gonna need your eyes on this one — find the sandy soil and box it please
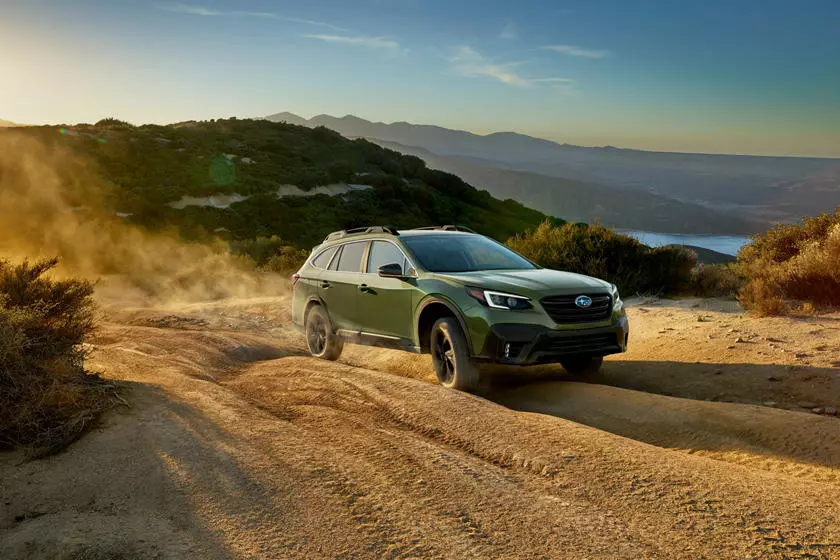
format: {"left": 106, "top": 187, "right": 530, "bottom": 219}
{"left": 2, "top": 296, "right": 839, "bottom": 559}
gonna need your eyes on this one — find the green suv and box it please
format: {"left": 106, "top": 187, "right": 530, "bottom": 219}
{"left": 292, "top": 226, "right": 629, "bottom": 392}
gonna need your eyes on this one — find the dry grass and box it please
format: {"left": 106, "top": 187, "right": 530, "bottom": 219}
{"left": 736, "top": 208, "right": 840, "bottom": 315}
{"left": 0, "top": 257, "right": 120, "bottom": 457}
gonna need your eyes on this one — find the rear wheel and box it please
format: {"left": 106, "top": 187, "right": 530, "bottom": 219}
{"left": 305, "top": 305, "right": 343, "bottom": 361}
{"left": 431, "top": 317, "right": 479, "bottom": 392}
{"left": 561, "top": 356, "right": 603, "bottom": 375}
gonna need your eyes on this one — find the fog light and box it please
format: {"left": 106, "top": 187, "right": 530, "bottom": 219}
{"left": 504, "top": 343, "right": 511, "bottom": 358}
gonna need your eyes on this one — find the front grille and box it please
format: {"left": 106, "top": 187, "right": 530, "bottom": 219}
{"left": 540, "top": 294, "right": 612, "bottom": 324}
{"left": 536, "top": 333, "right": 619, "bottom": 356}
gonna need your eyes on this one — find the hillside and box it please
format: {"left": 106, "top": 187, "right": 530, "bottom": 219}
{"left": 0, "top": 119, "right": 17, "bottom": 127}
{"left": 267, "top": 112, "right": 840, "bottom": 234}
{"left": 2, "top": 119, "right": 554, "bottom": 248}
{"left": 370, "top": 140, "right": 767, "bottom": 234}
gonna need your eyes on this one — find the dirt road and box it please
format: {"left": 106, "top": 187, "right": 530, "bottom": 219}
{"left": 2, "top": 297, "right": 839, "bottom": 559}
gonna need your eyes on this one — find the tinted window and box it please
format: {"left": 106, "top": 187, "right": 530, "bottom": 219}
{"left": 402, "top": 234, "right": 535, "bottom": 273}
{"left": 336, "top": 242, "right": 366, "bottom": 272}
{"left": 328, "top": 246, "right": 342, "bottom": 271}
{"left": 311, "top": 246, "right": 338, "bottom": 269}
{"left": 367, "top": 241, "right": 405, "bottom": 274}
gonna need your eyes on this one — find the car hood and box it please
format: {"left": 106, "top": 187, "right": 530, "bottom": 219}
{"left": 435, "top": 268, "right": 612, "bottom": 295}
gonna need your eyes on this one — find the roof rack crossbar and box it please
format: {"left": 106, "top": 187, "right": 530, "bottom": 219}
{"left": 324, "top": 225, "right": 399, "bottom": 242}
{"left": 414, "top": 225, "right": 477, "bottom": 233}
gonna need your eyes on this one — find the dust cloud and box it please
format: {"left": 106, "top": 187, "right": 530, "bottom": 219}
{"left": 0, "top": 132, "right": 286, "bottom": 305}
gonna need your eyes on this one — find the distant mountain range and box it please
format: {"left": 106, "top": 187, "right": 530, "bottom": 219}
{"left": 266, "top": 112, "right": 840, "bottom": 235}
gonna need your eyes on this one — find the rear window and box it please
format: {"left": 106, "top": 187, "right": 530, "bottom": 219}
{"left": 335, "top": 241, "right": 366, "bottom": 273}
{"left": 311, "top": 246, "right": 337, "bottom": 269}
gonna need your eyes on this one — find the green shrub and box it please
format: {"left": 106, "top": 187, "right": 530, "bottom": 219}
{"left": 0, "top": 258, "right": 119, "bottom": 456}
{"left": 736, "top": 208, "right": 840, "bottom": 314}
{"left": 687, "top": 264, "right": 741, "bottom": 298}
{"left": 506, "top": 220, "right": 697, "bottom": 295}
{"left": 262, "top": 247, "right": 309, "bottom": 273}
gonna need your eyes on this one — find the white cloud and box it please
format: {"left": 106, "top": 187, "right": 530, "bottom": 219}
{"left": 450, "top": 46, "right": 573, "bottom": 89}
{"left": 154, "top": 3, "right": 345, "bottom": 31}
{"left": 156, "top": 2, "right": 222, "bottom": 16}
{"left": 541, "top": 44, "right": 611, "bottom": 59}
{"left": 304, "top": 34, "right": 401, "bottom": 51}
{"left": 500, "top": 22, "right": 517, "bottom": 40}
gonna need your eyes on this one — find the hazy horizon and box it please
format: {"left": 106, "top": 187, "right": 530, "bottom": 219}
{"left": 3, "top": 0, "right": 839, "bottom": 157}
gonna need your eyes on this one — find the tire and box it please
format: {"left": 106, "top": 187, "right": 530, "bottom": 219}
{"left": 305, "top": 305, "right": 344, "bottom": 361}
{"left": 430, "top": 317, "right": 479, "bottom": 392}
{"left": 561, "top": 356, "right": 603, "bottom": 375}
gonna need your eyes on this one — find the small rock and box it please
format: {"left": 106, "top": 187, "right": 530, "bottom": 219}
{"left": 797, "top": 401, "right": 818, "bottom": 409}
{"left": 735, "top": 337, "right": 746, "bottom": 343}
{"left": 416, "top": 478, "right": 426, "bottom": 485}
{"left": 763, "top": 401, "right": 778, "bottom": 407}
{"left": 812, "top": 407, "right": 825, "bottom": 415}
{"left": 825, "top": 407, "right": 837, "bottom": 416}
{"left": 767, "top": 376, "right": 780, "bottom": 382}
{"left": 707, "top": 335, "right": 714, "bottom": 340}
{"left": 727, "top": 345, "right": 736, "bottom": 350}
{"left": 713, "top": 369, "right": 723, "bottom": 375}
{"left": 768, "top": 343, "right": 776, "bottom": 348}
{"left": 795, "top": 352, "right": 808, "bottom": 359}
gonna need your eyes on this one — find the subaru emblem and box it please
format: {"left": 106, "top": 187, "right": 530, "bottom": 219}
{"left": 575, "top": 295, "right": 593, "bottom": 308}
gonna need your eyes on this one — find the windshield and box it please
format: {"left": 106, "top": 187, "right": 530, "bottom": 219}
{"left": 401, "top": 234, "right": 536, "bottom": 273}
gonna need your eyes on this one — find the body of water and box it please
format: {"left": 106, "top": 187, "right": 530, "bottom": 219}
{"left": 617, "top": 230, "right": 750, "bottom": 256}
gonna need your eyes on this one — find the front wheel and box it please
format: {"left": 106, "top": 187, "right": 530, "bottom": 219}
{"left": 430, "top": 317, "right": 479, "bottom": 392}
{"left": 305, "top": 305, "right": 343, "bottom": 361}
{"left": 561, "top": 356, "right": 603, "bottom": 375}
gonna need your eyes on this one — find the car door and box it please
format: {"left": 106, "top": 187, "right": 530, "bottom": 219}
{"left": 358, "top": 240, "right": 417, "bottom": 340}
{"left": 320, "top": 241, "right": 367, "bottom": 332}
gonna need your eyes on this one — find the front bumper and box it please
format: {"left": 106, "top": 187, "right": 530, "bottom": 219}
{"left": 475, "top": 315, "right": 629, "bottom": 365}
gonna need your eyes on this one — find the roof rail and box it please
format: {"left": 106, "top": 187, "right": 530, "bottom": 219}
{"left": 413, "top": 225, "right": 478, "bottom": 233}
{"left": 324, "top": 225, "right": 399, "bottom": 242}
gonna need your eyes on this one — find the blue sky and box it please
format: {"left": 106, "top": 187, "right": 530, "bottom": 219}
{"left": 2, "top": 0, "right": 838, "bottom": 156}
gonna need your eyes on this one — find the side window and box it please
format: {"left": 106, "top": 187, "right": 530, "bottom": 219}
{"left": 367, "top": 241, "right": 405, "bottom": 274}
{"left": 328, "top": 246, "right": 343, "bottom": 271}
{"left": 311, "top": 246, "right": 338, "bottom": 269}
{"left": 336, "top": 242, "right": 366, "bottom": 273}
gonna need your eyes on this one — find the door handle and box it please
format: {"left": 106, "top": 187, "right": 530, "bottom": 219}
{"left": 359, "top": 284, "right": 370, "bottom": 293}
{"left": 321, "top": 281, "right": 331, "bottom": 289}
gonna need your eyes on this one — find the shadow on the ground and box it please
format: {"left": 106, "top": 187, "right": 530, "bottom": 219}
{"left": 478, "top": 360, "right": 840, "bottom": 473}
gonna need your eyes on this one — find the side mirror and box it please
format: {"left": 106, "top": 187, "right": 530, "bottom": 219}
{"left": 378, "top": 263, "right": 404, "bottom": 278}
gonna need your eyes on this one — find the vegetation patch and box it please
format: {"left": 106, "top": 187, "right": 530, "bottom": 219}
{"left": 506, "top": 221, "right": 697, "bottom": 295}
{"left": 736, "top": 208, "right": 840, "bottom": 315}
{"left": 0, "top": 258, "right": 119, "bottom": 457}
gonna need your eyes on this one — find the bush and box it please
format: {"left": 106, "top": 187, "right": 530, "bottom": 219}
{"left": 0, "top": 258, "right": 118, "bottom": 456}
{"left": 262, "top": 247, "right": 309, "bottom": 274}
{"left": 736, "top": 208, "right": 840, "bottom": 314}
{"left": 688, "top": 264, "right": 742, "bottom": 298}
{"left": 506, "top": 220, "right": 697, "bottom": 295}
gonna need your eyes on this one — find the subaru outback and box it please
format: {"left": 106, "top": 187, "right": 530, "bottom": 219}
{"left": 292, "top": 225, "right": 629, "bottom": 392}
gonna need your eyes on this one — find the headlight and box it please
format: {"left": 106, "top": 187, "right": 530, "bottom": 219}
{"left": 466, "top": 287, "right": 532, "bottom": 310}
{"left": 610, "top": 284, "right": 623, "bottom": 311}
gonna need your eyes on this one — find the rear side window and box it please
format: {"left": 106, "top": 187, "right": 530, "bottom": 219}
{"left": 311, "top": 246, "right": 338, "bottom": 269}
{"left": 367, "top": 241, "right": 406, "bottom": 274}
{"left": 336, "top": 241, "right": 366, "bottom": 272}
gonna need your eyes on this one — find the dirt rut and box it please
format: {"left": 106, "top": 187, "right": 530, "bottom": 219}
{"left": 2, "top": 299, "right": 840, "bottom": 559}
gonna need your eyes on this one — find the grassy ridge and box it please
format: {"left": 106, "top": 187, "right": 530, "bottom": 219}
{"left": 10, "top": 118, "right": 556, "bottom": 248}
